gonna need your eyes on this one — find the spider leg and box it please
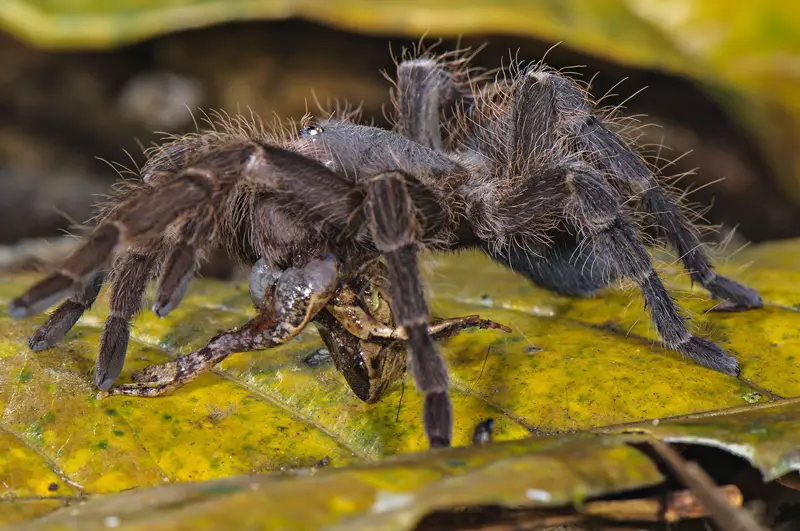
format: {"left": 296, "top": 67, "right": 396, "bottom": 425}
{"left": 25, "top": 133, "right": 228, "bottom": 349}
{"left": 565, "top": 164, "right": 739, "bottom": 375}
{"left": 639, "top": 186, "right": 762, "bottom": 310}
{"left": 96, "top": 251, "right": 158, "bottom": 390}
{"left": 152, "top": 214, "right": 215, "bottom": 317}
{"left": 153, "top": 243, "right": 196, "bottom": 318}
{"left": 28, "top": 272, "right": 105, "bottom": 352}
{"left": 103, "top": 256, "right": 339, "bottom": 397}
{"left": 364, "top": 171, "right": 452, "bottom": 447}
{"left": 537, "top": 71, "right": 761, "bottom": 309}
{"left": 395, "top": 58, "right": 458, "bottom": 150}
{"left": 141, "top": 133, "right": 216, "bottom": 184}
{"left": 8, "top": 143, "right": 262, "bottom": 319}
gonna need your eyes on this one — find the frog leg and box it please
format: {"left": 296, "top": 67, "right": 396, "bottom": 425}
{"left": 100, "top": 256, "right": 339, "bottom": 398}
{"left": 326, "top": 284, "right": 510, "bottom": 341}
{"left": 318, "top": 285, "right": 510, "bottom": 403}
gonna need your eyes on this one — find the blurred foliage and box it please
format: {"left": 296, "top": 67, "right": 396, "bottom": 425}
{"left": 0, "top": 240, "right": 798, "bottom": 527}
{"left": 1, "top": 1, "right": 800, "bottom": 202}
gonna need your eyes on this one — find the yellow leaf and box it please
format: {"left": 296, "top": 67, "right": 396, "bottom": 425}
{"left": 0, "top": 239, "right": 798, "bottom": 527}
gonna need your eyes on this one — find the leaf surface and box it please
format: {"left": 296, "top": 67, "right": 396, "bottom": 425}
{"left": 0, "top": 240, "right": 798, "bottom": 527}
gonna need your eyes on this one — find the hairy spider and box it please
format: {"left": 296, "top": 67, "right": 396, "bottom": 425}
{"left": 8, "top": 48, "right": 762, "bottom": 449}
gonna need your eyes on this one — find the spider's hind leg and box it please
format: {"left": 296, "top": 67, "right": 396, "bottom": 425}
{"left": 540, "top": 70, "right": 762, "bottom": 310}
{"left": 639, "top": 186, "right": 761, "bottom": 310}
{"left": 564, "top": 164, "right": 740, "bottom": 375}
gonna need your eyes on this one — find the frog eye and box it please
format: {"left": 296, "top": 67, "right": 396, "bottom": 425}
{"left": 299, "top": 125, "right": 324, "bottom": 137}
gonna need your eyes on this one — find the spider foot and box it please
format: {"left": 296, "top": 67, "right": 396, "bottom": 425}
{"left": 423, "top": 391, "right": 453, "bottom": 448}
{"left": 28, "top": 303, "right": 85, "bottom": 352}
{"left": 677, "top": 336, "right": 740, "bottom": 377}
{"left": 706, "top": 275, "right": 762, "bottom": 311}
{"left": 29, "top": 325, "right": 64, "bottom": 352}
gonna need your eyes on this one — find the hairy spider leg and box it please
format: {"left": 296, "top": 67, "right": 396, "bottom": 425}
{"left": 563, "top": 164, "right": 740, "bottom": 375}
{"left": 541, "top": 71, "right": 761, "bottom": 310}
{"left": 24, "top": 134, "right": 229, "bottom": 358}
{"left": 364, "top": 171, "right": 453, "bottom": 447}
{"left": 393, "top": 57, "right": 608, "bottom": 297}
{"left": 153, "top": 217, "right": 206, "bottom": 317}
{"left": 395, "top": 58, "right": 458, "bottom": 150}
{"left": 9, "top": 145, "right": 257, "bottom": 318}
{"left": 96, "top": 251, "right": 158, "bottom": 390}
{"left": 28, "top": 272, "right": 105, "bottom": 352}
{"left": 497, "top": 70, "right": 741, "bottom": 375}
{"left": 95, "top": 140, "right": 367, "bottom": 397}
{"left": 474, "top": 68, "right": 619, "bottom": 296}
{"left": 393, "top": 55, "right": 762, "bottom": 314}
{"left": 103, "top": 256, "right": 339, "bottom": 397}
{"left": 22, "top": 196, "right": 213, "bottom": 392}
{"left": 9, "top": 143, "right": 270, "bottom": 387}
{"left": 392, "top": 56, "right": 609, "bottom": 297}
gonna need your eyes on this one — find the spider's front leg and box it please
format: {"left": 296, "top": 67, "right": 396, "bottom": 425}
{"left": 101, "top": 255, "right": 339, "bottom": 397}
{"left": 542, "top": 71, "right": 762, "bottom": 310}
{"left": 10, "top": 141, "right": 270, "bottom": 391}
{"left": 362, "top": 171, "right": 454, "bottom": 447}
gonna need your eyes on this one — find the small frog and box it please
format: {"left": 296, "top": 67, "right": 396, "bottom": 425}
{"left": 316, "top": 260, "right": 509, "bottom": 403}
{"left": 101, "top": 258, "right": 509, "bottom": 407}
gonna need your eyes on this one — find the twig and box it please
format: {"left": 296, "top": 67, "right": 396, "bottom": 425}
{"left": 648, "top": 439, "right": 766, "bottom": 531}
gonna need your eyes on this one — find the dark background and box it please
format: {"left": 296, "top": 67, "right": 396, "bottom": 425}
{"left": 2, "top": 19, "right": 798, "bottom": 269}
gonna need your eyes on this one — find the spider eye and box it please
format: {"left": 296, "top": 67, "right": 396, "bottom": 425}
{"left": 299, "top": 125, "right": 324, "bottom": 138}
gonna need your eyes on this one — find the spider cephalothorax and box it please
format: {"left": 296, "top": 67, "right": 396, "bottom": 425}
{"left": 9, "top": 48, "right": 761, "bottom": 449}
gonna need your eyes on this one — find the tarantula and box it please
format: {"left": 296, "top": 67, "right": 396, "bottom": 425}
{"left": 8, "top": 49, "right": 762, "bottom": 449}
